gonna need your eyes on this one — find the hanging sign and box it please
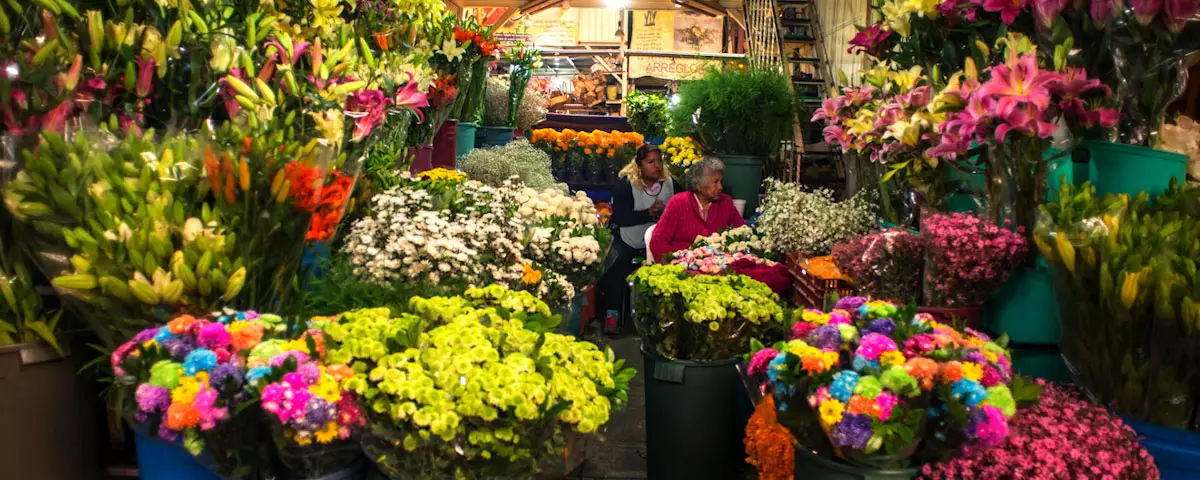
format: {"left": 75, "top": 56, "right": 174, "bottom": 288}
{"left": 627, "top": 56, "right": 725, "bottom": 80}
{"left": 467, "top": 7, "right": 579, "bottom": 47}
{"left": 673, "top": 11, "right": 723, "bottom": 53}
{"left": 630, "top": 10, "right": 675, "bottom": 51}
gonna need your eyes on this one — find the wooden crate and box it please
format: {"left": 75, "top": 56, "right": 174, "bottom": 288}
{"left": 785, "top": 253, "right": 854, "bottom": 308}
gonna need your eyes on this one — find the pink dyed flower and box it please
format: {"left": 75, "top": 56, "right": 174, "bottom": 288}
{"left": 1166, "top": 0, "right": 1200, "bottom": 31}
{"left": 748, "top": 348, "right": 780, "bottom": 376}
{"left": 975, "top": 405, "right": 1011, "bottom": 447}
{"left": 876, "top": 392, "right": 898, "bottom": 421}
{"left": 197, "top": 323, "right": 232, "bottom": 349}
{"left": 1132, "top": 0, "right": 1164, "bottom": 25}
{"left": 791, "top": 321, "right": 817, "bottom": 340}
{"left": 981, "top": 0, "right": 1031, "bottom": 25}
{"left": 856, "top": 333, "right": 899, "bottom": 361}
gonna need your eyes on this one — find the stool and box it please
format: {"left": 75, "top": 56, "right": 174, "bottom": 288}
{"left": 620, "top": 257, "right": 644, "bottom": 328}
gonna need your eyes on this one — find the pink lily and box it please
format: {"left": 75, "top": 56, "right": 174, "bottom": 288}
{"left": 899, "top": 85, "right": 933, "bottom": 109}
{"left": 995, "top": 104, "right": 1058, "bottom": 142}
{"left": 392, "top": 75, "right": 429, "bottom": 123}
{"left": 822, "top": 125, "right": 853, "bottom": 147}
{"left": 1033, "top": 0, "right": 1069, "bottom": 27}
{"left": 1165, "top": 0, "right": 1199, "bottom": 32}
{"left": 345, "top": 89, "right": 391, "bottom": 142}
{"left": 847, "top": 22, "right": 895, "bottom": 57}
{"left": 981, "top": 0, "right": 1030, "bottom": 25}
{"left": 845, "top": 86, "right": 877, "bottom": 106}
{"left": 1132, "top": 0, "right": 1164, "bottom": 25}
{"left": 1090, "top": 0, "right": 1117, "bottom": 27}
{"left": 41, "top": 100, "right": 74, "bottom": 133}
{"left": 977, "top": 54, "right": 1056, "bottom": 118}
{"left": 265, "top": 38, "right": 312, "bottom": 67}
{"left": 135, "top": 57, "right": 155, "bottom": 98}
{"left": 1049, "top": 66, "right": 1111, "bottom": 100}
{"left": 812, "top": 96, "right": 847, "bottom": 123}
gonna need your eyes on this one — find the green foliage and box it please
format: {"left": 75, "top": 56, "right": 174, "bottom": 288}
{"left": 626, "top": 90, "right": 669, "bottom": 138}
{"left": 301, "top": 256, "right": 467, "bottom": 318}
{"left": 457, "top": 139, "right": 559, "bottom": 189}
{"left": 668, "top": 66, "right": 796, "bottom": 156}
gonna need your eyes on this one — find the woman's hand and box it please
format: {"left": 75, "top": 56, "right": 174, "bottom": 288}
{"left": 649, "top": 199, "right": 665, "bottom": 218}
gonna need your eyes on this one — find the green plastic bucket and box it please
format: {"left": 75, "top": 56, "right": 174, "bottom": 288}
{"left": 475, "top": 126, "right": 514, "bottom": 148}
{"left": 717, "top": 154, "right": 765, "bottom": 217}
{"left": 984, "top": 257, "right": 1061, "bottom": 345}
{"left": 943, "top": 148, "right": 1072, "bottom": 213}
{"left": 792, "top": 443, "right": 918, "bottom": 480}
{"left": 1008, "top": 347, "right": 1071, "bottom": 383}
{"left": 1081, "top": 140, "right": 1187, "bottom": 197}
{"left": 642, "top": 348, "right": 752, "bottom": 480}
{"left": 455, "top": 122, "right": 477, "bottom": 158}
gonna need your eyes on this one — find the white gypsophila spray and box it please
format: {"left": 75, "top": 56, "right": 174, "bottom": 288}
{"left": 756, "top": 179, "right": 877, "bottom": 256}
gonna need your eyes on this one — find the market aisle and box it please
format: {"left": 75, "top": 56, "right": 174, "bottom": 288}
{"left": 578, "top": 334, "right": 648, "bottom": 480}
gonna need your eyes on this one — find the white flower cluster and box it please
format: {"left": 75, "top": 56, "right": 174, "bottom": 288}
{"left": 691, "top": 225, "right": 770, "bottom": 255}
{"left": 342, "top": 174, "right": 610, "bottom": 307}
{"left": 756, "top": 180, "right": 877, "bottom": 256}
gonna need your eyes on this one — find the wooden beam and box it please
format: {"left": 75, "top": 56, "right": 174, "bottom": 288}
{"left": 726, "top": 7, "right": 746, "bottom": 30}
{"left": 679, "top": 0, "right": 723, "bottom": 17}
{"left": 493, "top": 4, "right": 524, "bottom": 27}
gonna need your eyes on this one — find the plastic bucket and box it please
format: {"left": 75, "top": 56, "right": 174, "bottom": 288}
{"left": 455, "top": 122, "right": 477, "bottom": 158}
{"left": 718, "top": 155, "right": 765, "bottom": 217}
{"left": 943, "top": 148, "right": 1072, "bottom": 213}
{"left": 1123, "top": 417, "right": 1200, "bottom": 480}
{"left": 1081, "top": 140, "right": 1187, "bottom": 198}
{"left": 407, "top": 144, "right": 434, "bottom": 175}
{"left": 984, "top": 258, "right": 1062, "bottom": 345}
{"left": 432, "top": 119, "right": 457, "bottom": 169}
{"left": 134, "top": 429, "right": 221, "bottom": 480}
{"left": 642, "top": 348, "right": 752, "bottom": 480}
{"left": 475, "top": 126, "right": 514, "bottom": 148}
{"left": 792, "top": 443, "right": 918, "bottom": 480}
{"left": 646, "top": 136, "right": 667, "bottom": 146}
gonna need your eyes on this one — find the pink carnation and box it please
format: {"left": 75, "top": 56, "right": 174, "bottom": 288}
{"left": 748, "top": 348, "right": 780, "bottom": 376}
{"left": 197, "top": 323, "right": 232, "bottom": 349}
{"left": 856, "top": 333, "right": 898, "bottom": 361}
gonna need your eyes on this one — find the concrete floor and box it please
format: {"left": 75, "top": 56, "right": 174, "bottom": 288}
{"left": 571, "top": 322, "right": 650, "bottom": 480}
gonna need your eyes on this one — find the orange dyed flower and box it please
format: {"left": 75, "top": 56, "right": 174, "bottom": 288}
{"left": 168, "top": 315, "right": 197, "bottom": 334}
{"left": 847, "top": 395, "right": 881, "bottom": 418}
{"left": 165, "top": 403, "right": 201, "bottom": 430}
{"left": 905, "top": 357, "right": 939, "bottom": 389}
{"left": 745, "top": 396, "right": 794, "bottom": 480}
{"left": 327, "top": 363, "right": 354, "bottom": 381}
{"left": 230, "top": 323, "right": 264, "bottom": 351}
{"left": 939, "top": 361, "right": 964, "bottom": 383}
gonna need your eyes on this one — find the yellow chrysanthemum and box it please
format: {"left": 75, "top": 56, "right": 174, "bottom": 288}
{"left": 819, "top": 399, "right": 845, "bottom": 426}
{"left": 961, "top": 362, "right": 984, "bottom": 382}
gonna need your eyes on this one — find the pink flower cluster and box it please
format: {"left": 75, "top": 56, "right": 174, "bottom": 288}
{"left": 929, "top": 54, "right": 1117, "bottom": 161}
{"left": 922, "top": 213, "right": 1027, "bottom": 307}
{"left": 671, "top": 246, "right": 791, "bottom": 294}
{"left": 832, "top": 228, "right": 924, "bottom": 304}
{"left": 921, "top": 381, "right": 1160, "bottom": 479}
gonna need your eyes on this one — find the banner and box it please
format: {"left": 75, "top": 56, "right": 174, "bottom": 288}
{"left": 673, "top": 11, "right": 723, "bottom": 53}
{"left": 627, "top": 56, "right": 725, "bottom": 80}
{"left": 630, "top": 10, "right": 675, "bottom": 51}
{"left": 467, "top": 7, "right": 579, "bottom": 47}
{"left": 629, "top": 10, "right": 723, "bottom": 53}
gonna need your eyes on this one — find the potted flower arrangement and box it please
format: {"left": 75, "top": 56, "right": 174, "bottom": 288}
{"left": 479, "top": 76, "right": 517, "bottom": 147}
{"left": 832, "top": 228, "right": 924, "bottom": 305}
{"left": 1037, "top": 180, "right": 1200, "bottom": 477}
{"left": 669, "top": 66, "right": 796, "bottom": 216}
{"left": 530, "top": 128, "right": 642, "bottom": 184}
{"left": 748, "top": 298, "right": 1029, "bottom": 476}
{"left": 630, "top": 262, "right": 786, "bottom": 479}
{"left": 919, "top": 212, "right": 1026, "bottom": 328}
{"left": 661, "top": 136, "right": 702, "bottom": 185}
{"left": 626, "top": 90, "right": 669, "bottom": 144}
{"left": 319, "top": 287, "right": 636, "bottom": 479}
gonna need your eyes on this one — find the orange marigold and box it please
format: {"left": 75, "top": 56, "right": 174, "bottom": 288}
{"left": 745, "top": 396, "right": 794, "bottom": 480}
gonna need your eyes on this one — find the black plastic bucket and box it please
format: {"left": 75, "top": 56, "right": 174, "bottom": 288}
{"left": 642, "top": 347, "right": 753, "bottom": 480}
{"left": 793, "top": 443, "right": 919, "bottom": 480}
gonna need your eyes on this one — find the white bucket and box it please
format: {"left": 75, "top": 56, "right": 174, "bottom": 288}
{"left": 732, "top": 199, "right": 746, "bottom": 217}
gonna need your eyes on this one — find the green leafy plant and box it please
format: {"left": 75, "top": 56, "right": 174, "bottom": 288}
{"left": 669, "top": 66, "right": 796, "bottom": 157}
{"left": 0, "top": 230, "right": 63, "bottom": 355}
{"left": 626, "top": 90, "right": 669, "bottom": 138}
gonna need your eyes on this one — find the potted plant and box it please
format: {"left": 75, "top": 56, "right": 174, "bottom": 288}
{"left": 748, "top": 298, "right": 1029, "bottom": 477}
{"left": 318, "top": 288, "right": 636, "bottom": 479}
{"left": 669, "top": 66, "right": 795, "bottom": 216}
{"left": 630, "top": 263, "right": 786, "bottom": 479}
{"left": 479, "top": 76, "right": 516, "bottom": 147}
{"left": 919, "top": 212, "right": 1027, "bottom": 329}
{"left": 626, "top": 90, "right": 669, "bottom": 144}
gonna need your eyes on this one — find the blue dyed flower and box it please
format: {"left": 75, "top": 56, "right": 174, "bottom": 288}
{"left": 830, "top": 371, "right": 860, "bottom": 402}
{"left": 182, "top": 348, "right": 217, "bottom": 375}
{"left": 852, "top": 355, "right": 880, "bottom": 373}
{"left": 153, "top": 327, "right": 175, "bottom": 344}
{"left": 952, "top": 379, "right": 988, "bottom": 406}
{"left": 767, "top": 354, "right": 795, "bottom": 397}
{"left": 865, "top": 318, "right": 896, "bottom": 337}
{"left": 246, "top": 366, "right": 272, "bottom": 384}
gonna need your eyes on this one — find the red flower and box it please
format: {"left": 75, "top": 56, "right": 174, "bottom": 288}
{"left": 427, "top": 74, "right": 459, "bottom": 109}
{"left": 454, "top": 28, "right": 473, "bottom": 44}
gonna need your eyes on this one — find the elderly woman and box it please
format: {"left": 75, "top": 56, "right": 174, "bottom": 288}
{"left": 649, "top": 157, "right": 745, "bottom": 263}
{"left": 598, "top": 144, "right": 684, "bottom": 334}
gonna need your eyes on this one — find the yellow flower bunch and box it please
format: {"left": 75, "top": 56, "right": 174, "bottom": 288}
{"left": 420, "top": 168, "right": 466, "bottom": 183}
{"left": 662, "top": 136, "right": 702, "bottom": 168}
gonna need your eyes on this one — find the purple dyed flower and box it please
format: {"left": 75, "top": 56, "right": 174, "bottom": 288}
{"left": 297, "top": 396, "right": 333, "bottom": 430}
{"left": 297, "top": 363, "right": 321, "bottom": 384}
{"left": 135, "top": 384, "right": 171, "bottom": 413}
{"left": 133, "top": 328, "right": 158, "bottom": 343}
{"left": 832, "top": 413, "right": 874, "bottom": 450}
{"left": 865, "top": 318, "right": 896, "bottom": 337}
{"left": 964, "top": 351, "right": 988, "bottom": 365}
{"left": 209, "top": 363, "right": 243, "bottom": 391}
{"left": 834, "top": 296, "right": 868, "bottom": 314}
{"left": 808, "top": 325, "right": 843, "bottom": 350}
{"left": 161, "top": 336, "right": 197, "bottom": 359}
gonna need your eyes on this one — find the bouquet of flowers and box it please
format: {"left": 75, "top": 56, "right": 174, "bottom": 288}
{"left": 1036, "top": 180, "right": 1200, "bottom": 430}
{"left": 748, "top": 298, "right": 1021, "bottom": 469}
{"left": 448, "top": 16, "right": 499, "bottom": 124}
{"left": 757, "top": 180, "right": 876, "bottom": 256}
{"left": 504, "top": 42, "right": 542, "bottom": 128}
{"left": 248, "top": 331, "right": 367, "bottom": 478}
{"left": 320, "top": 287, "right": 636, "bottom": 479}
{"left": 922, "top": 213, "right": 1027, "bottom": 308}
{"left": 832, "top": 229, "right": 924, "bottom": 304}
{"left": 631, "top": 264, "right": 786, "bottom": 361}
{"left": 661, "top": 136, "right": 702, "bottom": 182}
{"left": 690, "top": 225, "right": 773, "bottom": 258}
{"left": 110, "top": 309, "right": 282, "bottom": 476}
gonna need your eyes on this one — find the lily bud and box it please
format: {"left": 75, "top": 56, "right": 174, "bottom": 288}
{"left": 1120, "top": 272, "right": 1140, "bottom": 310}
{"left": 1090, "top": 0, "right": 1116, "bottom": 27}
{"left": 1165, "top": 0, "right": 1199, "bottom": 32}
{"left": 1132, "top": 0, "right": 1164, "bottom": 26}
{"left": 87, "top": 11, "right": 103, "bottom": 62}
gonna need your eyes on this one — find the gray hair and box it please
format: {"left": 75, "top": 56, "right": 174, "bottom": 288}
{"left": 686, "top": 156, "right": 725, "bottom": 192}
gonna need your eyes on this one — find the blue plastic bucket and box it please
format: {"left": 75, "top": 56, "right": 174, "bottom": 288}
{"left": 474, "top": 126, "right": 514, "bottom": 148}
{"left": 1008, "top": 347, "right": 1071, "bottom": 382}
{"left": 1123, "top": 417, "right": 1200, "bottom": 480}
{"left": 1081, "top": 140, "right": 1187, "bottom": 198}
{"left": 985, "top": 257, "right": 1061, "bottom": 345}
{"left": 455, "top": 122, "right": 477, "bottom": 158}
{"left": 646, "top": 136, "right": 667, "bottom": 146}
{"left": 134, "top": 430, "right": 221, "bottom": 480}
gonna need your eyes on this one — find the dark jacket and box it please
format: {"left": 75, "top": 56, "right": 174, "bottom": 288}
{"left": 610, "top": 177, "right": 685, "bottom": 228}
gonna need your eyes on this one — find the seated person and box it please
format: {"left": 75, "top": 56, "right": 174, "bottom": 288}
{"left": 598, "top": 144, "right": 683, "bottom": 335}
{"left": 649, "top": 157, "right": 745, "bottom": 263}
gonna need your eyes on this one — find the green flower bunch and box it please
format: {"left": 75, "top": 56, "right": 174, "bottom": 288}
{"left": 320, "top": 286, "right": 635, "bottom": 479}
{"left": 631, "top": 264, "right": 786, "bottom": 361}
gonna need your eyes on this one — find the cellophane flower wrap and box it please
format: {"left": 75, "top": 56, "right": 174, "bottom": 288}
{"left": 320, "top": 286, "right": 636, "bottom": 479}
{"left": 340, "top": 170, "right": 609, "bottom": 310}
{"left": 1036, "top": 181, "right": 1200, "bottom": 430}
{"left": 110, "top": 309, "right": 282, "bottom": 476}
{"left": 832, "top": 229, "right": 924, "bottom": 304}
{"left": 246, "top": 329, "right": 367, "bottom": 478}
{"left": 631, "top": 263, "right": 785, "bottom": 361}
{"left": 747, "top": 298, "right": 1018, "bottom": 469}
{"left": 921, "top": 213, "right": 1027, "bottom": 308}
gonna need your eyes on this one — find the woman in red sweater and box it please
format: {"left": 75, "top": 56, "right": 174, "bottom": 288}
{"left": 649, "top": 157, "right": 745, "bottom": 263}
